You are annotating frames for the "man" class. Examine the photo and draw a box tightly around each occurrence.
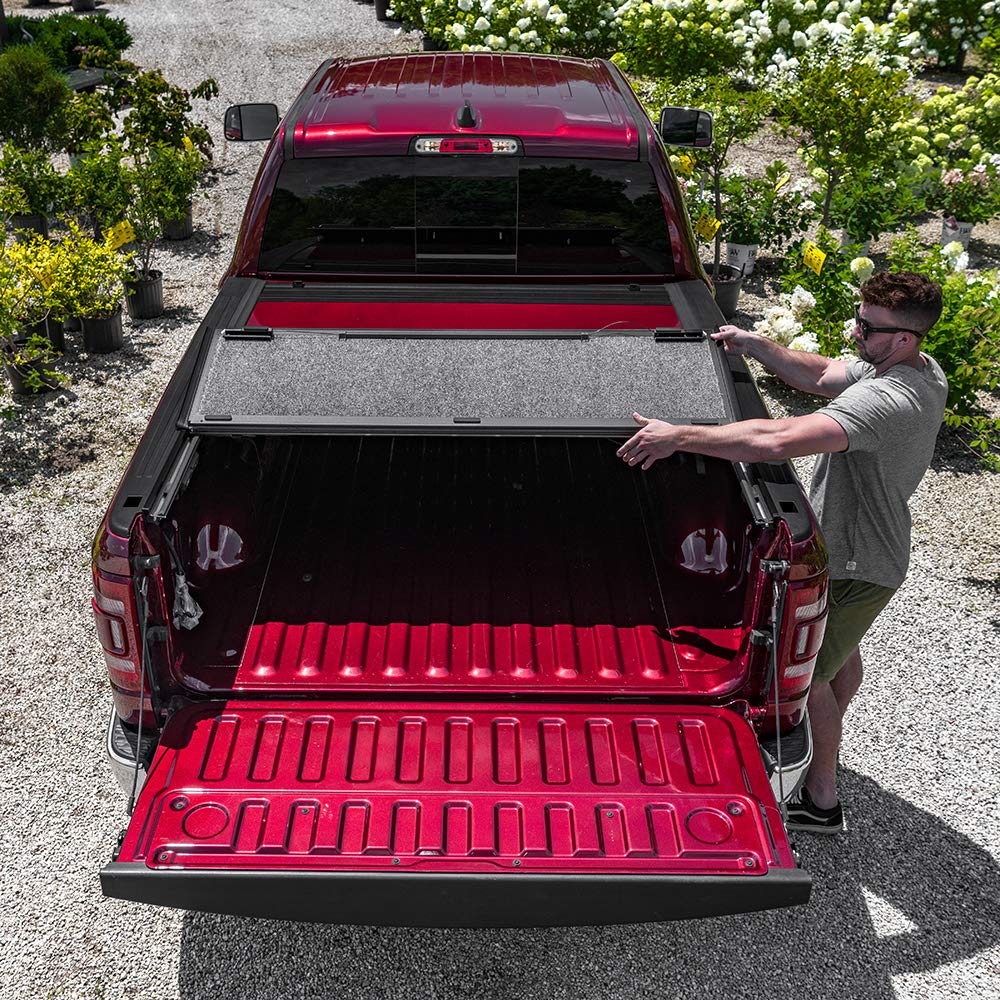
[617,271,947,834]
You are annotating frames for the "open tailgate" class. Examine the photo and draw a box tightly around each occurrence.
[102,700,809,925]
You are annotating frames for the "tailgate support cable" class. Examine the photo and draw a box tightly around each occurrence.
[128,554,161,816]
[761,558,790,823]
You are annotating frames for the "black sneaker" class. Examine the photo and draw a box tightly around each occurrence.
[785,787,845,835]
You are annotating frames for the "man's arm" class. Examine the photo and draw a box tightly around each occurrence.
[617,412,849,469]
[712,326,854,398]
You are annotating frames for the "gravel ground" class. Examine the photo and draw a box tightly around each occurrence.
[1,3,999,998]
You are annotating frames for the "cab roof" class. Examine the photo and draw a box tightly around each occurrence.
[289,54,645,160]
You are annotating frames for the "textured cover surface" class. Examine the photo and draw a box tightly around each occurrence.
[188,331,727,428]
[117,700,795,876]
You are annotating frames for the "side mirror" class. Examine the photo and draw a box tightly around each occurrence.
[658,107,713,148]
[224,103,280,142]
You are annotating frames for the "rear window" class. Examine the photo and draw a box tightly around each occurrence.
[259,156,673,276]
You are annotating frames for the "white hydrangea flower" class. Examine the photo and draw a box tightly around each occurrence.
[941,240,965,261]
[452,22,467,37]
[789,285,817,320]
[458,0,473,9]
[474,15,491,29]
[850,256,874,282]
[952,251,969,272]
[789,332,820,353]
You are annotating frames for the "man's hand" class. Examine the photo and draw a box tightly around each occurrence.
[617,413,680,470]
[711,325,758,357]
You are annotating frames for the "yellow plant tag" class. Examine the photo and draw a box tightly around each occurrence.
[105,220,136,250]
[30,264,54,289]
[182,136,195,153]
[694,213,722,241]
[774,172,791,192]
[676,153,695,177]
[803,241,826,275]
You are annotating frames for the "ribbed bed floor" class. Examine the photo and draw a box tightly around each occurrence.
[179,437,750,697]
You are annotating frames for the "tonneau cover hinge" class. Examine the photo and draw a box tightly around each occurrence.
[223,326,273,340]
[653,327,705,341]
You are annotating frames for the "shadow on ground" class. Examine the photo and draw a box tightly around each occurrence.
[175,770,1000,1000]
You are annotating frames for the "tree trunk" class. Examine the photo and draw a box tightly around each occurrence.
[822,167,838,227]
[713,170,722,278]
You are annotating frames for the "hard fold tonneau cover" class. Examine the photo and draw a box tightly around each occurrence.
[182,278,735,435]
[185,327,733,434]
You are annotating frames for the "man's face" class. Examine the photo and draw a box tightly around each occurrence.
[852,303,919,366]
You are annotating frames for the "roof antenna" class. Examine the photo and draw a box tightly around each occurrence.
[456,100,477,128]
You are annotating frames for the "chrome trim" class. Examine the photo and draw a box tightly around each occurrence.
[106,705,148,798]
[767,708,813,803]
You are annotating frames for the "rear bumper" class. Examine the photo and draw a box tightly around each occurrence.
[101,863,811,926]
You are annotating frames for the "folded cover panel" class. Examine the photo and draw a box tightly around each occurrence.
[117,701,795,877]
[186,331,730,431]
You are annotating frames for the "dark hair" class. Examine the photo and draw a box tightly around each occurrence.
[860,270,942,337]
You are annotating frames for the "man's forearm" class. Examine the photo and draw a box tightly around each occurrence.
[674,419,785,463]
[748,335,832,395]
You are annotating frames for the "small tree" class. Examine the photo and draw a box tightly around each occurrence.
[774,38,917,225]
[651,76,772,276]
[53,90,116,158]
[0,44,69,150]
[65,137,131,236]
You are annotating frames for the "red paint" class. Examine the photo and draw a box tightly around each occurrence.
[119,700,797,874]
[248,300,680,331]
[235,622,745,697]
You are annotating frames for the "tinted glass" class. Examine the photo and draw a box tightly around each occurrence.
[259,156,672,275]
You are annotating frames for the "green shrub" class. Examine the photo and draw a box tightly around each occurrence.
[779,228,861,357]
[828,167,926,244]
[888,0,997,71]
[5,11,133,68]
[52,90,116,157]
[0,45,70,150]
[0,143,63,218]
[887,228,1000,429]
[65,138,131,234]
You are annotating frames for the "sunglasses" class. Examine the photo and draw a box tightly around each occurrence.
[854,306,919,341]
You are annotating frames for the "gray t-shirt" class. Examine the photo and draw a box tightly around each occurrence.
[808,354,948,589]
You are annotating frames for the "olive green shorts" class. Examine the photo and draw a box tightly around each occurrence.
[812,578,898,684]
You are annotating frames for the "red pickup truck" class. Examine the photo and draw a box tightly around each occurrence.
[95,53,829,925]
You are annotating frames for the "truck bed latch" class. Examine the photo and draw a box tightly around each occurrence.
[223,326,274,340]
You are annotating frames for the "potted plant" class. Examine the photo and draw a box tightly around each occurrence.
[65,137,131,240]
[57,219,132,353]
[54,90,115,167]
[0,244,66,396]
[721,161,817,274]
[829,168,925,254]
[653,75,770,304]
[0,142,63,241]
[112,62,219,160]
[932,164,1000,248]
[143,141,205,241]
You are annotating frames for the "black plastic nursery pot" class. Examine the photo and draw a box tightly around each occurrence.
[162,210,194,241]
[71,0,98,11]
[11,214,48,243]
[2,347,56,396]
[375,0,391,20]
[81,308,124,354]
[710,263,745,321]
[27,316,66,355]
[124,271,164,320]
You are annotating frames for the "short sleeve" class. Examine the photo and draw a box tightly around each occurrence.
[819,379,902,452]
[843,359,872,387]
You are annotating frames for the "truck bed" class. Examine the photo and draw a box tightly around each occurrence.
[170,436,755,699]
